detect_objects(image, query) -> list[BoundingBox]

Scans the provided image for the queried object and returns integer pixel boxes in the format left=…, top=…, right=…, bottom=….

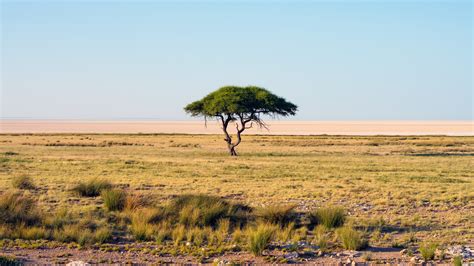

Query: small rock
left=410, top=256, right=418, bottom=263
left=400, top=249, right=408, bottom=255
left=284, top=251, right=299, bottom=259
left=66, top=262, right=90, bottom=266
left=345, top=258, right=352, bottom=264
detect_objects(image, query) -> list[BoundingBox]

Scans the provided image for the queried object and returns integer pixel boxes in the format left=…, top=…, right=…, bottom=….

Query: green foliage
left=101, top=189, right=126, bottom=211
left=184, top=86, right=297, bottom=118
left=11, top=175, right=35, bottom=190
left=453, top=255, right=462, bottom=266
left=256, top=205, right=296, bottom=227
left=0, top=191, right=41, bottom=225
left=419, top=242, right=437, bottom=261
left=336, top=227, right=368, bottom=251
left=309, top=206, right=346, bottom=229
left=247, top=223, right=277, bottom=256
left=72, top=178, right=112, bottom=197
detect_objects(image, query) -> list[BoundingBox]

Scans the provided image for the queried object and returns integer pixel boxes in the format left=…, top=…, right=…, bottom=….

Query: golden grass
left=0, top=134, right=473, bottom=247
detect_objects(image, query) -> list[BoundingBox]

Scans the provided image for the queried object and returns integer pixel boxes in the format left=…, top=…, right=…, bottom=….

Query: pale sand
left=0, top=120, right=472, bottom=135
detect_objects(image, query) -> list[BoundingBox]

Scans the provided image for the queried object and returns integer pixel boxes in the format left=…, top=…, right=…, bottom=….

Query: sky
left=1, top=0, right=472, bottom=120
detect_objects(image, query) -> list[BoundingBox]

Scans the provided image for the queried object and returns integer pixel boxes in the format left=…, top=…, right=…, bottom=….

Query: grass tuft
left=309, top=206, right=346, bottom=229
left=72, top=178, right=112, bottom=197
left=101, top=189, right=126, bottom=211
left=247, top=223, right=277, bottom=256
left=11, top=175, right=35, bottom=190
left=336, top=226, right=368, bottom=251
left=256, top=204, right=296, bottom=226
left=0, top=191, right=41, bottom=225
left=166, top=194, right=250, bottom=227
left=419, top=242, right=437, bottom=261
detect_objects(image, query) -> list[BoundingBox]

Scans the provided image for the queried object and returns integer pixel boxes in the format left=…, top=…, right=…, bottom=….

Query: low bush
left=0, top=192, right=41, bottom=225
left=255, top=205, right=296, bottom=226
left=309, top=206, right=346, bottom=229
left=247, top=223, right=277, bottom=256
left=101, top=189, right=126, bottom=211
left=419, top=242, right=437, bottom=261
left=337, top=226, right=368, bottom=251
left=72, top=178, right=112, bottom=197
left=11, top=175, right=35, bottom=190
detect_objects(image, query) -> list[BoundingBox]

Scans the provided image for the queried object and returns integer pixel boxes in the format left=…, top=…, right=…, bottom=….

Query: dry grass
left=71, top=178, right=112, bottom=197
left=0, top=134, right=472, bottom=253
left=11, top=175, right=35, bottom=190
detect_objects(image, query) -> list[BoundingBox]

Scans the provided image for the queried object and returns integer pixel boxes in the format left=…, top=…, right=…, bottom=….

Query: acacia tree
left=184, top=86, right=297, bottom=156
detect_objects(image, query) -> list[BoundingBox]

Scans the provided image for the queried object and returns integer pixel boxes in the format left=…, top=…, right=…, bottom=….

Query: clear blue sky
left=1, top=1, right=472, bottom=120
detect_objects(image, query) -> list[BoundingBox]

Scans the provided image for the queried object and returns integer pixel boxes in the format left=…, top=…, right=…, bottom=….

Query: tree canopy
left=184, top=86, right=297, bottom=118
left=184, top=86, right=297, bottom=156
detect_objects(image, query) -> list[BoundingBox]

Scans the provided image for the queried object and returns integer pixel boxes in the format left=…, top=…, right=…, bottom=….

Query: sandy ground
left=0, top=246, right=424, bottom=265
left=0, top=120, right=472, bottom=135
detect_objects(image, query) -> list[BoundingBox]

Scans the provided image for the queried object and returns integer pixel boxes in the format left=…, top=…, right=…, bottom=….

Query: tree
left=184, top=86, right=297, bottom=156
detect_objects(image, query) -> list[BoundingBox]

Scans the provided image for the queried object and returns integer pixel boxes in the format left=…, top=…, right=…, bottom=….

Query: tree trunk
left=229, top=145, right=238, bottom=156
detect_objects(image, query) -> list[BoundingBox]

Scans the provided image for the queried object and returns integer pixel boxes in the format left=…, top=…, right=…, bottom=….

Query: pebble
left=446, top=245, right=474, bottom=259
left=66, top=261, right=91, bottom=266
left=284, top=252, right=299, bottom=259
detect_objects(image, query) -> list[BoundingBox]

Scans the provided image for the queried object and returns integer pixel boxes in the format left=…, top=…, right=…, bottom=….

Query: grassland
left=0, top=134, right=472, bottom=264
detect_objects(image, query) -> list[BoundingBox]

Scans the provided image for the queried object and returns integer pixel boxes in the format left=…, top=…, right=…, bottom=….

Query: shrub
left=309, top=206, right=346, bottom=229
left=255, top=205, right=296, bottom=226
left=101, top=189, right=126, bottom=211
left=11, top=175, right=35, bottom=190
left=0, top=192, right=41, bottom=225
left=247, top=223, right=277, bottom=256
left=337, top=227, right=368, bottom=251
left=419, top=242, right=437, bottom=261
left=72, top=178, right=112, bottom=197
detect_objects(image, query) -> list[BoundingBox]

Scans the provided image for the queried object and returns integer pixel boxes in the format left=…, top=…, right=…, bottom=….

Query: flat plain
left=0, top=133, right=472, bottom=264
